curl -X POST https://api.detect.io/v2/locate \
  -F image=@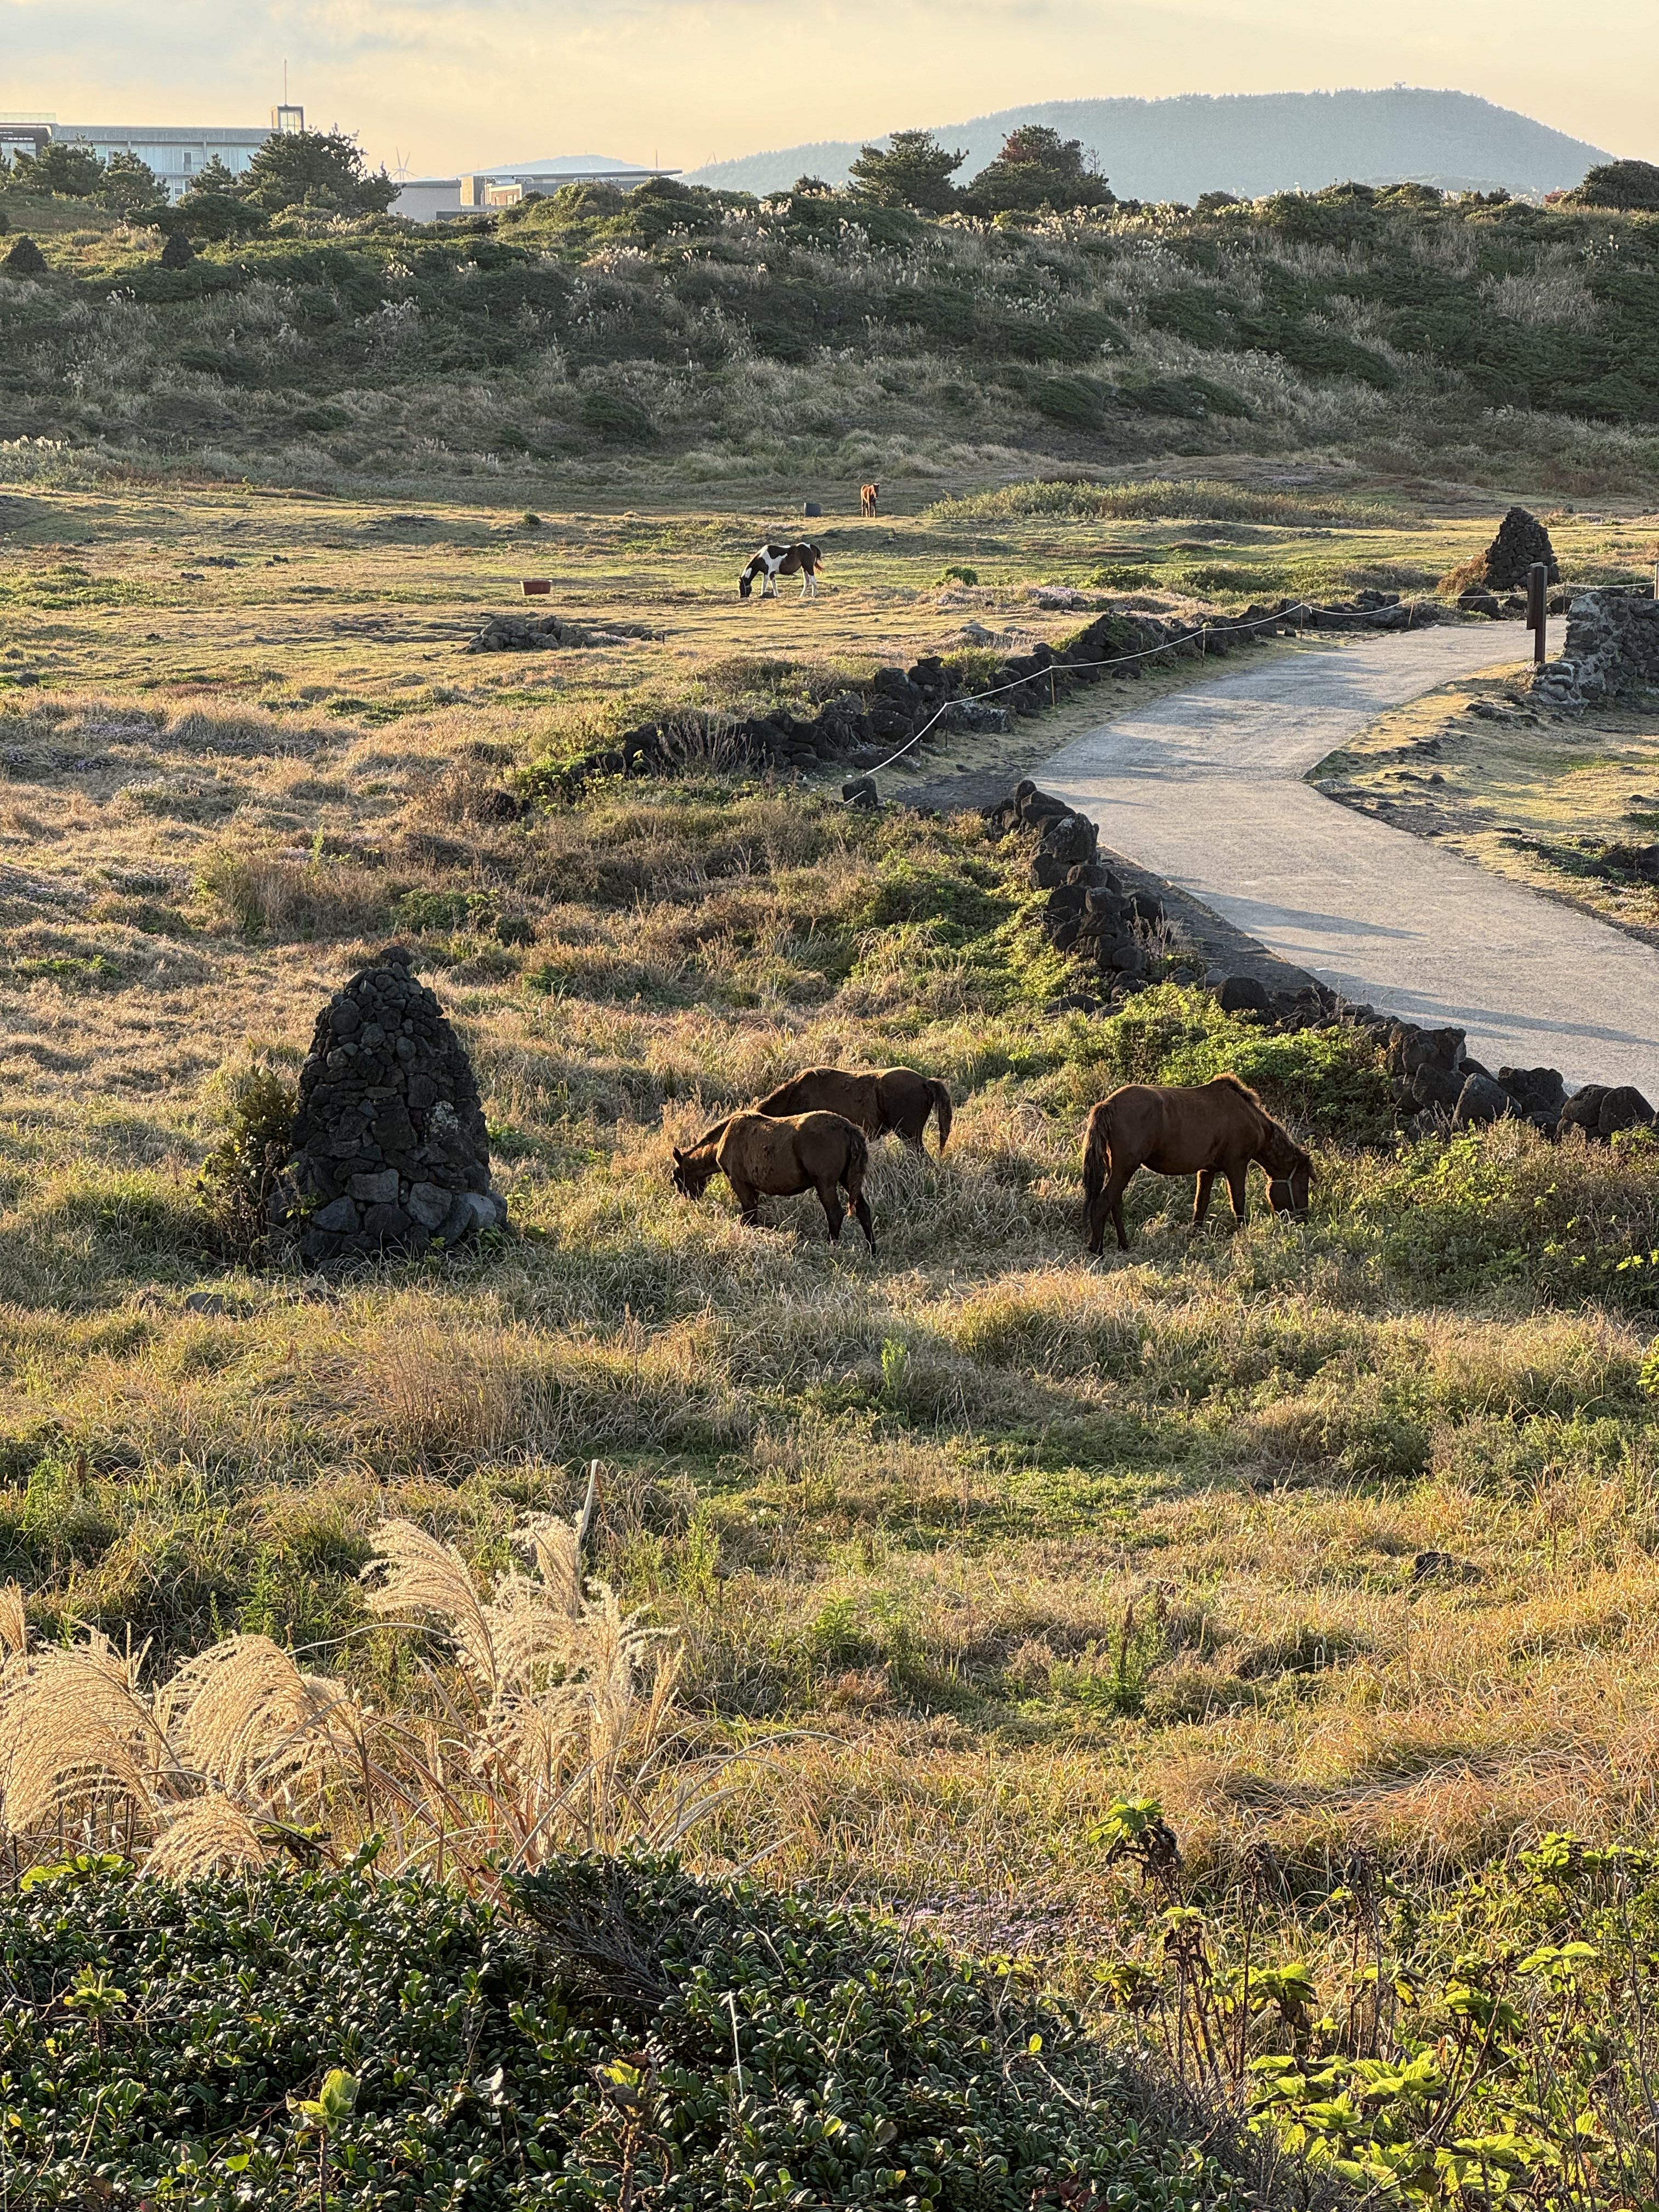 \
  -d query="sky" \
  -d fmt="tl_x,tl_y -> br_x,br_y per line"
3,0 -> 1656,179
